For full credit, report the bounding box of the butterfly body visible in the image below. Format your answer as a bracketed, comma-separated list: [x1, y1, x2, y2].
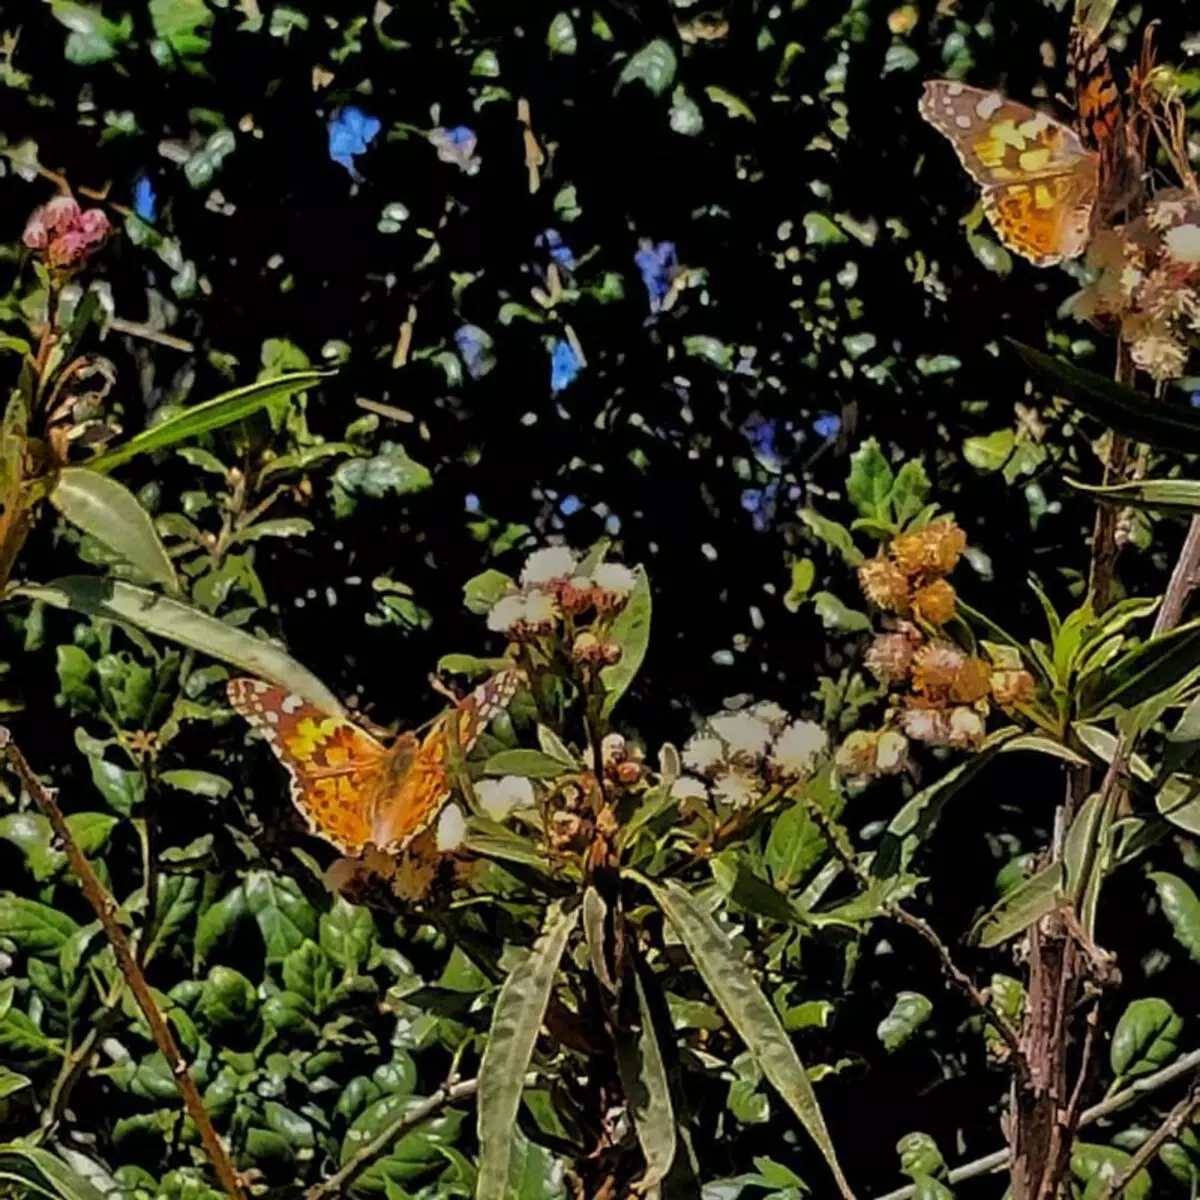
[919, 80, 1100, 266]
[228, 670, 521, 856]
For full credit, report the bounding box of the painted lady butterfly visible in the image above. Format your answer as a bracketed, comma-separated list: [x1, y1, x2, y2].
[227, 669, 522, 856]
[919, 79, 1100, 266]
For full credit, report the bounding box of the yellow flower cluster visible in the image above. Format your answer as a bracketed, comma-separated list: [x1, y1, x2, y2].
[857, 518, 966, 626]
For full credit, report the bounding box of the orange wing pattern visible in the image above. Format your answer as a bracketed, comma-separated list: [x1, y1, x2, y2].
[228, 669, 522, 857]
[919, 80, 1099, 266]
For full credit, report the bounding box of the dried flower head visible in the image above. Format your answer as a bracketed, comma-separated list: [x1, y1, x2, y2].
[991, 668, 1036, 707]
[709, 711, 774, 764]
[900, 704, 952, 745]
[911, 642, 966, 701]
[859, 555, 911, 613]
[946, 706, 986, 750]
[712, 770, 759, 810]
[592, 562, 638, 609]
[865, 631, 918, 685]
[748, 700, 791, 735]
[522, 590, 560, 632]
[521, 546, 578, 587]
[487, 594, 528, 634]
[912, 578, 956, 626]
[683, 733, 726, 777]
[835, 728, 909, 777]
[950, 656, 991, 705]
[671, 775, 709, 805]
[769, 719, 829, 781]
[891, 518, 966, 578]
[476, 775, 536, 821]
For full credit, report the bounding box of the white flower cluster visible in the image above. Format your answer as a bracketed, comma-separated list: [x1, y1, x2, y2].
[486, 545, 638, 637]
[674, 701, 829, 811]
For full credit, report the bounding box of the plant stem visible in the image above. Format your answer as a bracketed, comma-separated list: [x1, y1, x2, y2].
[0, 729, 246, 1200]
[304, 1072, 537, 1200]
[871, 1047, 1200, 1200]
[1096, 1072, 1200, 1199]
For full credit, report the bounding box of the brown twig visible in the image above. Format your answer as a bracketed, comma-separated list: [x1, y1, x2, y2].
[1097, 1073, 1200, 1199]
[804, 799, 1024, 1063]
[0, 729, 246, 1200]
[872, 1047, 1200, 1200]
[304, 1072, 537, 1200]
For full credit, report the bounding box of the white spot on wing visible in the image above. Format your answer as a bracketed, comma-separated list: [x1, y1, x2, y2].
[975, 92, 1004, 120]
[955, 114, 971, 129]
[281, 694, 303, 714]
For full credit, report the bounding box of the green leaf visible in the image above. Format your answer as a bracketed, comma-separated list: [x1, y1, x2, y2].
[0, 1067, 31, 1098]
[1151, 872, 1200, 963]
[197, 965, 256, 1029]
[0, 811, 116, 881]
[0, 1144, 107, 1200]
[0, 895, 80, 955]
[1157, 774, 1200, 836]
[1086, 620, 1200, 716]
[463, 570, 515, 616]
[17, 577, 344, 716]
[1008, 340, 1200, 455]
[476, 903, 579, 1200]
[616, 970, 676, 1190]
[51, 0, 134, 65]
[195, 885, 247, 964]
[51, 468, 178, 592]
[245, 870, 317, 962]
[320, 896, 376, 975]
[482, 749, 568, 779]
[972, 861, 1064, 948]
[765, 804, 827, 890]
[87, 371, 334, 472]
[646, 878, 853, 1199]
[812, 591, 871, 633]
[159, 769, 232, 799]
[705, 85, 755, 121]
[601, 565, 651, 716]
[1068, 477, 1200, 515]
[877, 992, 933, 1052]
[547, 12, 576, 54]
[846, 438, 894, 522]
[890, 460, 931, 525]
[334, 441, 431, 500]
[1111, 997, 1182, 1081]
[149, 0, 213, 56]
[799, 509, 864, 567]
[963, 429, 1015, 473]
[1071, 1143, 1151, 1200]
[617, 39, 677, 96]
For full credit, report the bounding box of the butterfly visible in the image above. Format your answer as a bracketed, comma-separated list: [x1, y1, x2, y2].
[919, 80, 1101, 266]
[227, 669, 523, 857]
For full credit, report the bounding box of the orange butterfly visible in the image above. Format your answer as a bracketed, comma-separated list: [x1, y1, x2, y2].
[227, 669, 522, 856]
[919, 79, 1100, 266]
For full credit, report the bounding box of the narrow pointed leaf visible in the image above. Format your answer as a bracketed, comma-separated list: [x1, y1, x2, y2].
[1067, 477, 1200, 514]
[1086, 620, 1200, 716]
[1008, 340, 1200, 454]
[86, 370, 335, 472]
[646, 878, 853, 1199]
[616, 969, 676, 1192]
[601, 565, 651, 716]
[972, 862, 1064, 948]
[476, 902, 579, 1200]
[50, 467, 178, 593]
[14, 577, 343, 715]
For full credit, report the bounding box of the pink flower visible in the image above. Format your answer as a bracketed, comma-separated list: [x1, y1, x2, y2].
[77, 208, 111, 244]
[47, 230, 90, 269]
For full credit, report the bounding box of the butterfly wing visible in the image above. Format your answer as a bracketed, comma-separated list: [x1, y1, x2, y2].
[920, 80, 1099, 265]
[228, 678, 389, 855]
[372, 669, 523, 852]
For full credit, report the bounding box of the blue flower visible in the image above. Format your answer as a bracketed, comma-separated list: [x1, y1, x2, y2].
[132, 175, 157, 224]
[560, 494, 582, 516]
[550, 339, 581, 393]
[740, 481, 780, 533]
[1192, 391, 1200, 409]
[465, 493, 481, 514]
[813, 412, 842, 440]
[328, 106, 381, 176]
[454, 324, 495, 380]
[537, 228, 576, 270]
[741, 412, 782, 473]
[634, 238, 681, 311]
[430, 125, 479, 172]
